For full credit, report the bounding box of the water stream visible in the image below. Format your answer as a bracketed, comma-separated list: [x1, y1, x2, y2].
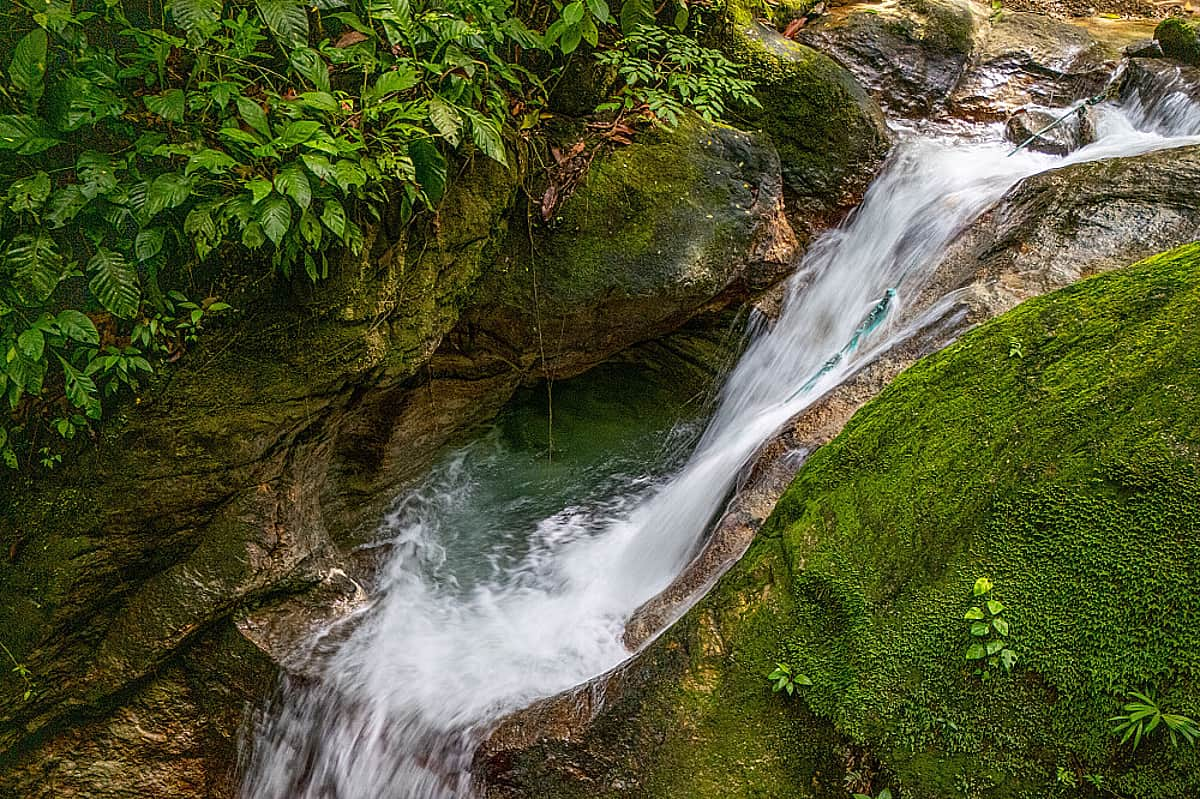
[241, 90, 1200, 798]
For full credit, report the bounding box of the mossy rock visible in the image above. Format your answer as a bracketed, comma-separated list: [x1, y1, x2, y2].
[1155, 17, 1200, 66]
[714, 4, 891, 214]
[479, 243, 1200, 798]
[456, 115, 795, 378]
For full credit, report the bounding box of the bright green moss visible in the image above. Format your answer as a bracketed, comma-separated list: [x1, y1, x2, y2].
[755, 242, 1200, 796]
[1155, 17, 1200, 66]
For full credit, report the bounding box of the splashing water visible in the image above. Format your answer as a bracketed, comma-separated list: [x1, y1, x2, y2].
[240, 92, 1200, 799]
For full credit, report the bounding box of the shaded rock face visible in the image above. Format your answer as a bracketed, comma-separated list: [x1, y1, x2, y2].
[0, 113, 813, 797]
[1004, 105, 1096, 154]
[1120, 56, 1200, 128]
[473, 146, 1200, 799]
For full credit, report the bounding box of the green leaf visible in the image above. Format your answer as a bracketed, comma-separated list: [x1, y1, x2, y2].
[986, 599, 1004, 615]
[145, 173, 193, 217]
[45, 186, 88, 227]
[186, 148, 236, 175]
[237, 96, 272, 138]
[296, 91, 339, 113]
[170, 0, 223, 35]
[301, 153, 336, 183]
[972, 576, 993, 596]
[332, 159, 367, 191]
[256, 0, 310, 50]
[562, 1, 585, 24]
[10, 29, 48, 101]
[289, 47, 331, 92]
[8, 172, 52, 214]
[580, 14, 599, 46]
[560, 23, 582, 54]
[992, 616, 1010, 636]
[619, 0, 654, 33]
[986, 639, 1004, 656]
[428, 96, 462, 146]
[7, 231, 64, 302]
[247, 178, 275, 203]
[258, 194, 292, 244]
[135, 228, 166, 261]
[55, 311, 99, 345]
[275, 120, 321, 148]
[320, 198, 346, 237]
[0, 115, 61, 155]
[963, 607, 985, 620]
[87, 249, 140, 318]
[145, 89, 186, 122]
[77, 151, 121, 197]
[409, 139, 447, 204]
[274, 164, 312, 209]
[366, 67, 419, 104]
[462, 109, 508, 166]
[17, 328, 45, 361]
[998, 648, 1017, 671]
[970, 622, 989, 637]
[586, 0, 611, 21]
[965, 643, 986, 660]
[673, 4, 689, 30]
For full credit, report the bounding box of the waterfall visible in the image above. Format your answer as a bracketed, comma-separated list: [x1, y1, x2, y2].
[240, 92, 1200, 799]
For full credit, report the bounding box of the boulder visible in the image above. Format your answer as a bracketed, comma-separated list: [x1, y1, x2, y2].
[949, 12, 1123, 118]
[715, 5, 892, 225]
[797, 0, 984, 116]
[1155, 16, 1200, 65]
[1003, 105, 1097, 155]
[1120, 55, 1200, 115]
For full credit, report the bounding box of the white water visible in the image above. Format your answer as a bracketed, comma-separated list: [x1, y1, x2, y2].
[241, 92, 1200, 799]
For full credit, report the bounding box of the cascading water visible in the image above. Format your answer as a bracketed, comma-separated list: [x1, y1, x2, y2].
[241, 89, 1200, 799]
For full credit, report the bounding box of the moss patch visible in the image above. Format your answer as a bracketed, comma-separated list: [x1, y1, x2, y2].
[758, 242, 1200, 796]
[1155, 17, 1200, 66]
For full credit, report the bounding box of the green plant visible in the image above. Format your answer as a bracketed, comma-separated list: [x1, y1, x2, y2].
[0, 0, 542, 467]
[1055, 766, 1077, 788]
[767, 661, 812, 696]
[1110, 689, 1200, 750]
[0, 639, 35, 701]
[594, 23, 759, 127]
[963, 576, 1017, 680]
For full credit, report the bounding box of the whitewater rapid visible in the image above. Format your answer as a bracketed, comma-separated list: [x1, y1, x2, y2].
[240, 88, 1200, 799]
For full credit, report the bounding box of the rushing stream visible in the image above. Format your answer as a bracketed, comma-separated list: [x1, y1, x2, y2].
[241, 88, 1200, 798]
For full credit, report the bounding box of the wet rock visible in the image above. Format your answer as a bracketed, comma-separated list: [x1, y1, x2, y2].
[1119, 57, 1200, 122]
[1004, 105, 1097, 155]
[796, 0, 984, 116]
[1125, 37, 1164, 58]
[1156, 16, 1200, 65]
[949, 12, 1122, 118]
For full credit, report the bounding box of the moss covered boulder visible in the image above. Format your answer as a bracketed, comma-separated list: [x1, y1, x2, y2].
[443, 115, 797, 382]
[1155, 16, 1200, 65]
[477, 243, 1200, 798]
[714, 7, 891, 222]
